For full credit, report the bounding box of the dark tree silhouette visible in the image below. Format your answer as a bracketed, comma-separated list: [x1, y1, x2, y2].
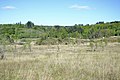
[26, 21, 34, 28]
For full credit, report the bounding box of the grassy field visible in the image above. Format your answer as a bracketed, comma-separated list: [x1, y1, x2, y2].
[0, 41, 120, 80]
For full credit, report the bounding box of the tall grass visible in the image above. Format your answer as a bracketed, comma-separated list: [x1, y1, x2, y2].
[0, 42, 120, 80]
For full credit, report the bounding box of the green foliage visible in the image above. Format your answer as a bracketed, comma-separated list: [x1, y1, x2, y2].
[26, 21, 34, 28]
[36, 38, 44, 45]
[0, 21, 120, 44]
[36, 38, 60, 45]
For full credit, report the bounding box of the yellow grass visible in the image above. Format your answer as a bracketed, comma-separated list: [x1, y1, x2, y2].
[0, 42, 120, 80]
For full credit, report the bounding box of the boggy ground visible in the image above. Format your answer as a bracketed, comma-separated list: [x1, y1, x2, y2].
[0, 42, 120, 80]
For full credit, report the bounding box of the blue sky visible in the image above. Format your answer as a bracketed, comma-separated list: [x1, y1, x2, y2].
[0, 0, 120, 26]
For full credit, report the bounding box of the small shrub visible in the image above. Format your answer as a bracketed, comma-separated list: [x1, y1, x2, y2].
[89, 41, 95, 51]
[36, 39, 43, 45]
[20, 38, 27, 42]
[103, 38, 108, 46]
[118, 38, 120, 43]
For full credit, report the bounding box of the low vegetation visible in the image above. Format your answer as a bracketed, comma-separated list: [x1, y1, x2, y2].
[0, 42, 120, 80]
[0, 21, 120, 80]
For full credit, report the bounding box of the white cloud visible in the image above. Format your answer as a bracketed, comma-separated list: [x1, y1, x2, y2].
[2, 6, 16, 10]
[70, 4, 92, 10]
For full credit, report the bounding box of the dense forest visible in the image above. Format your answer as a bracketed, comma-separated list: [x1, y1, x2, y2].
[0, 21, 120, 45]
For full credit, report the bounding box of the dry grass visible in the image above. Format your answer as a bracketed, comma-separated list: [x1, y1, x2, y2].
[0, 42, 120, 80]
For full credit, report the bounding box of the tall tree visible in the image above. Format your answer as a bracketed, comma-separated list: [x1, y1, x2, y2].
[26, 21, 34, 28]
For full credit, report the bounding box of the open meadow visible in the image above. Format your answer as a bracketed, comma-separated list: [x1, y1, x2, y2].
[1, 0, 120, 79]
[0, 39, 120, 80]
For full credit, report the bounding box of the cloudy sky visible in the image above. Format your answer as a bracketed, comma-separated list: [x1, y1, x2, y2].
[0, 0, 120, 25]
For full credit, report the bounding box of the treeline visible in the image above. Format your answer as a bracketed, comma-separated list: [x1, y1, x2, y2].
[0, 21, 120, 42]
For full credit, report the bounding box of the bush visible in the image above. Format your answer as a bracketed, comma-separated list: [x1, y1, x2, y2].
[118, 38, 120, 43]
[36, 39, 43, 45]
[36, 38, 63, 45]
